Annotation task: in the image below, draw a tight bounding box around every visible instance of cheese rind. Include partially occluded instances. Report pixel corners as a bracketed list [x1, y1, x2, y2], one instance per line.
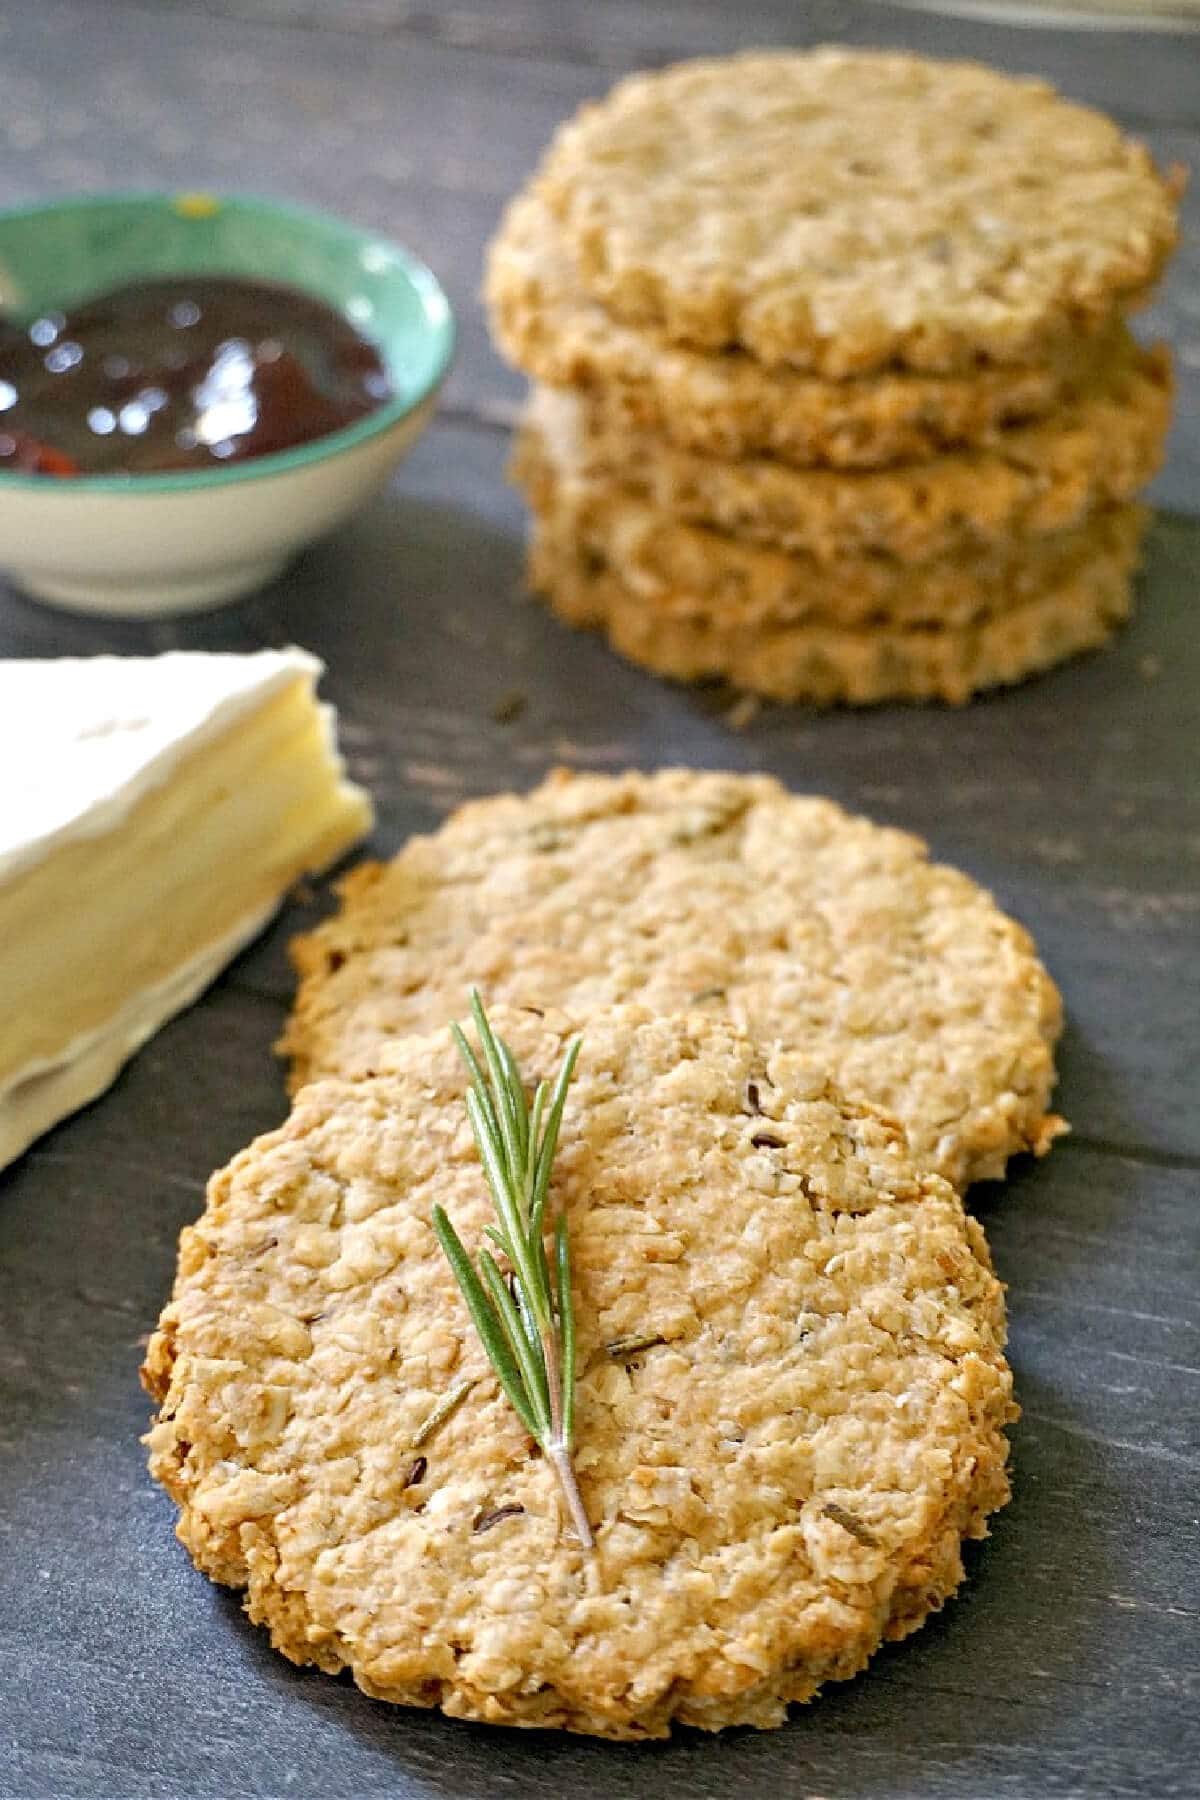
[0, 648, 327, 880]
[0, 648, 372, 1171]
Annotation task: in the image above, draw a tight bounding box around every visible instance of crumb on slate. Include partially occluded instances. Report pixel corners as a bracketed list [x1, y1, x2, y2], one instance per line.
[724, 693, 761, 731]
[492, 690, 528, 724]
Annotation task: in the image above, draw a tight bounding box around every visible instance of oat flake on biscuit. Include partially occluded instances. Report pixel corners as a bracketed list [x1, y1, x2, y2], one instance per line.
[144, 1006, 1016, 1738]
[282, 769, 1065, 1189]
[536, 48, 1181, 375]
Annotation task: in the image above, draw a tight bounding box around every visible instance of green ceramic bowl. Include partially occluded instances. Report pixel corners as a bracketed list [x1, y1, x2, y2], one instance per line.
[0, 191, 454, 614]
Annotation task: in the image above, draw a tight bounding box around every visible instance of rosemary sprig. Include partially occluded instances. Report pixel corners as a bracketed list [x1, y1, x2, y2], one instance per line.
[432, 991, 593, 1550]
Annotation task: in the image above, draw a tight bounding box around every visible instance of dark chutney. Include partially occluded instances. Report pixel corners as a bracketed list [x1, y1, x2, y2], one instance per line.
[0, 275, 392, 476]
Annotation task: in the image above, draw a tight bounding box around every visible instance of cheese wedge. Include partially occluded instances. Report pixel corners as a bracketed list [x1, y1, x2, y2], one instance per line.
[0, 647, 372, 1171]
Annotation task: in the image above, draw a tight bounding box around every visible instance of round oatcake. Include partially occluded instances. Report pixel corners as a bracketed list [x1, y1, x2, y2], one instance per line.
[485, 193, 1115, 470]
[527, 516, 1136, 706]
[528, 339, 1170, 562]
[281, 770, 1064, 1189]
[513, 415, 1147, 631]
[143, 1006, 1016, 1738]
[536, 49, 1181, 374]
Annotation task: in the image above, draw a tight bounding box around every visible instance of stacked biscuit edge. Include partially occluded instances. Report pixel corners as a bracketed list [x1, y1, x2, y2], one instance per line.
[485, 49, 1180, 705]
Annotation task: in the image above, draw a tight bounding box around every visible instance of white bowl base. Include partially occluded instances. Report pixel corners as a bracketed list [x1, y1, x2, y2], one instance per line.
[9, 554, 290, 617]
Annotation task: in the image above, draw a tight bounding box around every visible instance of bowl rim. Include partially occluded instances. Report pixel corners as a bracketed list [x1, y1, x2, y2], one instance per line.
[0, 189, 455, 495]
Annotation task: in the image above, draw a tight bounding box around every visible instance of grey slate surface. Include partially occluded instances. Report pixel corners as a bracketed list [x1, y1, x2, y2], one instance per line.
[0, 3, 1197, 1797]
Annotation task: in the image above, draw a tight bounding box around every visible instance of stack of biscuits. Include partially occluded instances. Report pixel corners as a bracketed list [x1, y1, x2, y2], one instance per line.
[486, 49, 1181, 705]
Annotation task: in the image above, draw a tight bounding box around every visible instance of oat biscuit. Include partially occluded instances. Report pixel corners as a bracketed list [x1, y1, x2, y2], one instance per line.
[282, 770, 1064, 1188]
[536, 50, 1181, 374]
[530, 342, 1170, 561]
[486, 194, 1115, 469]
[515, 422, 1147, 630]
[528, 520, 1134, 704]
[144, 1005, 1016, 1738]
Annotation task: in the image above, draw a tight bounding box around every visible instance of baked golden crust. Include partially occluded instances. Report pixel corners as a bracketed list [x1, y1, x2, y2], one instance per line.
[536, 49, 1181, 374]
[486, 193, 1119, 469]
[514, 418, 1147, 629]
[281, 769, 1064, 1189]
[144, 1006, 1016, 1738]
[527, 512, 1137, 704]
[528, 340, 1170, 561]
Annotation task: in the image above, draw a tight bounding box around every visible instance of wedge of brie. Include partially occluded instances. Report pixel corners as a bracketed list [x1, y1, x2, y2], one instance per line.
[0, 647, 372, 1171]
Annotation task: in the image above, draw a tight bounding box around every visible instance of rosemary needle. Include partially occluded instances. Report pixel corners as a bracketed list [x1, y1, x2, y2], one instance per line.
[432, 991, 593, 1550]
